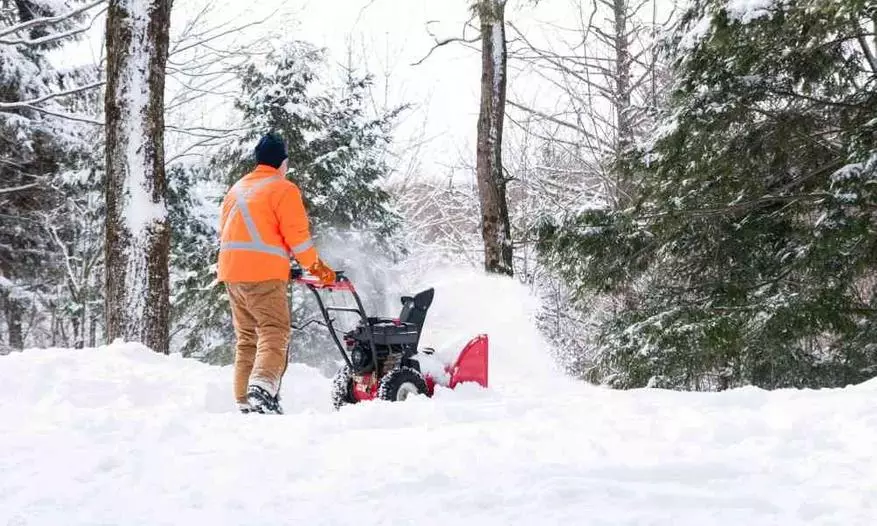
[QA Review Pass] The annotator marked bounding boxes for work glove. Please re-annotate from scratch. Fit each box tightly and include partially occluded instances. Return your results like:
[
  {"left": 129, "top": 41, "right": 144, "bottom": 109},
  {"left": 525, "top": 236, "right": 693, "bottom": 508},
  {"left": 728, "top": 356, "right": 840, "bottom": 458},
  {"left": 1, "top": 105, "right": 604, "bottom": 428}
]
[{"left": 308, "top": 258, "right": 336, "bottom": 285}]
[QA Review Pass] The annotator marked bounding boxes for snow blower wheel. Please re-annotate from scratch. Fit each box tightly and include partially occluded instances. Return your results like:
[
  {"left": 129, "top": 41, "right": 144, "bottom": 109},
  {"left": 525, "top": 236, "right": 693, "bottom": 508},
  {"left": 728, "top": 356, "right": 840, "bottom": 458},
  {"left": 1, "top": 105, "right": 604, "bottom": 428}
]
[
  {"left": 331, "top": 365, "right": 356, "bottom": 410},
  {"left": 378, "top": 367, "right": 429, "bottom": 402}
]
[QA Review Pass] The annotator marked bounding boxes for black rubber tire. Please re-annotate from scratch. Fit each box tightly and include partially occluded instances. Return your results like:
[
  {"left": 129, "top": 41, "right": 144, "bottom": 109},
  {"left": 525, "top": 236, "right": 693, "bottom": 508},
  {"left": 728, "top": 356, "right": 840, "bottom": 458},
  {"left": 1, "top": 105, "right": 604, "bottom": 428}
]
[
  {"left": 331, "top": 365, "right": 357, "bottom": 410},
  {"left": 377, "top": 367, "right": 429, "bottom": 402}
]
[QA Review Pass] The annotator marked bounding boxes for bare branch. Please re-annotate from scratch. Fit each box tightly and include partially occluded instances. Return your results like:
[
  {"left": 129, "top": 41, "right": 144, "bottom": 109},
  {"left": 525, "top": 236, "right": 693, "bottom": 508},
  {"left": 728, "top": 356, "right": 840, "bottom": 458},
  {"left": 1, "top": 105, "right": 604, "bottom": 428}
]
[
  {"left": 411, "top": 35, "right": 479, "bottom": 66},
  {"left": 0, "top": 81, "right": 105, "bottom": 111},
  {"left": 412, "top": 15, "right": 479, "bottom": 66},
  {"left": 0, "top": 183, "right": 39, "bottom": 194},
  {"left": 0, "top": 6, "right": 106, "bottom": 46},
  {"left": 0, "top": 0, "right": 106, "bottom": 39},
  {"left": 0, "top": 23, "right": 86, "bottom": 46},
  {"left": 12, "top": 104, "right": 103, "bottom": 125},
  {"left": 507, "top": 99, "right": 613, "bottom": 149},
  {"left": 169, "top": 13, "right": 276, "bottom": 57}
]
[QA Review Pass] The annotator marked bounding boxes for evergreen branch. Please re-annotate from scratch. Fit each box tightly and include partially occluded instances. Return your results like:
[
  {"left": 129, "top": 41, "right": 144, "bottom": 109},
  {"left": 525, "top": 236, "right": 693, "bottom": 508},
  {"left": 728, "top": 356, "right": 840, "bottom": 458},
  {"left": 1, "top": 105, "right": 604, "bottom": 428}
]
[
  {"left": 766, "top": 89, "right": 862, "bottom": 110},
  {"left": 644, "top": 193, "right": 832, "bottom": 219}
]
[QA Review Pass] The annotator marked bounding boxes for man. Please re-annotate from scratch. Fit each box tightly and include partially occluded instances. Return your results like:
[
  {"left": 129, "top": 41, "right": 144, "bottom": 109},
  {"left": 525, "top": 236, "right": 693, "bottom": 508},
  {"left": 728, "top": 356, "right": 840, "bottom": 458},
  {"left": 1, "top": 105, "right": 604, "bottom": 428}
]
[{"left": 217, "top": 132, "right": 335, "bottom": 414}]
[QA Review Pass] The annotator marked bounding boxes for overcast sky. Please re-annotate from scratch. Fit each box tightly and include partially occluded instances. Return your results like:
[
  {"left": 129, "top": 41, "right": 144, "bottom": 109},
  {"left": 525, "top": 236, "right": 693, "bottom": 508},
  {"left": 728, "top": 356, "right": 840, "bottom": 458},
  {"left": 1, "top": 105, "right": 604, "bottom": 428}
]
[{"left": 69, "top": 0, "right": 677, "bottom": 183}]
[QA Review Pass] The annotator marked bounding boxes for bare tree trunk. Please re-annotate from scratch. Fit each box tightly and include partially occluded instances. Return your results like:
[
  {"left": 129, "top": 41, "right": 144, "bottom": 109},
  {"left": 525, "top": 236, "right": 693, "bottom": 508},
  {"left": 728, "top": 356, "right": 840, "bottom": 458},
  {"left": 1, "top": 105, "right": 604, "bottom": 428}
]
[
  {"left": 104, "top": 0, "right": 173, "bottom": 354},
  {"left": 613, "top": 0, "right": 634, "bottom": 209},
  {"left": 475, "top": 0, "right": 513, "bottom": 276},
  {"left": 49, "top": 301, "right": 57, "bottom": 347},
  {"left": 88, "top": 310, "right": 98, "bottom": 348},
  {"left": 5, "top": 295, "right": 24, "bottom": 350}
]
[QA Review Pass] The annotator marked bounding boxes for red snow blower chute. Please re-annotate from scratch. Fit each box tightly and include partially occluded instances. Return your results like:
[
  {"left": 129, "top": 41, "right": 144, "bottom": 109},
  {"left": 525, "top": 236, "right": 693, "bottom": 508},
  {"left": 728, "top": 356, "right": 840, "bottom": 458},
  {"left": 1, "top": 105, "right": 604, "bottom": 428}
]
[{"left": 290, "top": 267, "right": 488, "bottom": 409}]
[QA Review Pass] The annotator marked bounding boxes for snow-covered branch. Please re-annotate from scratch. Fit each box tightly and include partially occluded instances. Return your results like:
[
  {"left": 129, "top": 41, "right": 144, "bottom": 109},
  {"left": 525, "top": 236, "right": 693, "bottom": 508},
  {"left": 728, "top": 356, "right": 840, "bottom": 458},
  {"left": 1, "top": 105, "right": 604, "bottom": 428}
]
[
  {"left": 0, "top": 81, "right": 105, "bottom": 111},
  {"left": 11, "top": 104, "right": 103, "bottom": 125},
  {"left": 0, "top": 5, "right": 107, "bottom": 46},
  {"left": 0, "top": 0, "right": 106, "bottom": 39},
  {"left": 0, "top": 183, "right": 39, "bottom": 195}
]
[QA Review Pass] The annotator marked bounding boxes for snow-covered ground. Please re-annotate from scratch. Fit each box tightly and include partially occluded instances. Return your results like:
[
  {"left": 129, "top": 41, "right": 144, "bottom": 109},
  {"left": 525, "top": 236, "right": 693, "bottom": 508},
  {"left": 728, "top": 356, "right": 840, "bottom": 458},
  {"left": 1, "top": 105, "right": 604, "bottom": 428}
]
[{"left": 2, "top": 270, "right": 876, "bottom": 525}]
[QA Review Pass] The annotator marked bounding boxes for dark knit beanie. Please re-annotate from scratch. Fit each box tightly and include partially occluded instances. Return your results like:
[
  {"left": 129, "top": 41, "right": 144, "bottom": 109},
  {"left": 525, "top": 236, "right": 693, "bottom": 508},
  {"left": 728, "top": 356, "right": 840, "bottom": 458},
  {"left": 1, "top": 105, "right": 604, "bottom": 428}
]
[{"left": 255, "top": 133, "right": 288, "bottom": 168}]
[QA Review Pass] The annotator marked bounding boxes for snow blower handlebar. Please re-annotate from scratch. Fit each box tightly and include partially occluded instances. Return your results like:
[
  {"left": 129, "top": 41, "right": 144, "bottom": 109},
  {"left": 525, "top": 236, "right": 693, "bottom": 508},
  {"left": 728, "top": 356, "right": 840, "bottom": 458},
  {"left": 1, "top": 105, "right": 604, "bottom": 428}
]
[
  {"left": 290, "top": 266, "right": 356, "bottom": 292},
  {"left": 289, "top": 266, "right": 379, "bottom": 372}
]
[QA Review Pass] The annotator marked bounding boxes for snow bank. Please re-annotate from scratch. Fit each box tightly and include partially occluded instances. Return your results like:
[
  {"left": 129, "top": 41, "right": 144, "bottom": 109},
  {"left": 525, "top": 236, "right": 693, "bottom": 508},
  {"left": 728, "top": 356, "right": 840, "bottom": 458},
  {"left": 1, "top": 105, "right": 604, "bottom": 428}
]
[
  {"left": 0, "top": 341, "right": 331, "bottom": 415},
  {"left": 2, "top": 341, "right": 876, "bottom": 525},
  {"left": 2, "top": 270, "right": 877, "bottom": 525}
]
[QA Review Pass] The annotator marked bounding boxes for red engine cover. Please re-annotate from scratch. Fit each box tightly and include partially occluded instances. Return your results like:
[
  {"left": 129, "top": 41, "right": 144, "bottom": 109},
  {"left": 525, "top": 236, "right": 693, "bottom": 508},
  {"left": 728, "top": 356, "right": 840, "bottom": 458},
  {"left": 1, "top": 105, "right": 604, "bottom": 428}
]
[{"left": 351, "top": 373, "right": 378, "bottom": 401}]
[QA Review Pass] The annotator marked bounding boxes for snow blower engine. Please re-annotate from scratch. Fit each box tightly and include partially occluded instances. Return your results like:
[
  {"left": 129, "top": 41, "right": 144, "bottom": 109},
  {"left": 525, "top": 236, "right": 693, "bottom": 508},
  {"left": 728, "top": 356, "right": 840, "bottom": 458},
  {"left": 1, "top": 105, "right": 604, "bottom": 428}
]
[{"left": 290, "top": 266, "right": 488, "bottom": 409}]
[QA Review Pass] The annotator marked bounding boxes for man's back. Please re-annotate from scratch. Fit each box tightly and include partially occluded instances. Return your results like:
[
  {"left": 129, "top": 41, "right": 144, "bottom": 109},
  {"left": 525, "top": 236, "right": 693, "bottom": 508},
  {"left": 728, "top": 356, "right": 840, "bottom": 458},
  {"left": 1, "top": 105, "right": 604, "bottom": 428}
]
[{"left": 218, "top": 164, "right": 317, "bottom": 282}]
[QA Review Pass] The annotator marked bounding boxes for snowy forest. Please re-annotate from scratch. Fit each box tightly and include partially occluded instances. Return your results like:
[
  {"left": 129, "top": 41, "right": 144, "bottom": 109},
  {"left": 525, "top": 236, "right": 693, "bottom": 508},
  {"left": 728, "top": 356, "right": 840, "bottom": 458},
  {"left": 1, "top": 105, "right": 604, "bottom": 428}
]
[{"left": 2, "top": 0, "right": 876, "bottom": 393}]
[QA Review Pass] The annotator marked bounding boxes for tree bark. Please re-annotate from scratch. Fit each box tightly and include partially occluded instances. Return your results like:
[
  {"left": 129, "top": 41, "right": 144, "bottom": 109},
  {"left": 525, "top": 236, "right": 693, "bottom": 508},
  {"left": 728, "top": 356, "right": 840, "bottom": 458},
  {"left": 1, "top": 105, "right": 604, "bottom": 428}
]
[
  {"left": 4, "top": 295, "right": 24, "bottom": 350},
  {"left": 612, "top": 0, "right": 634, "bottom": 209},
  {"left": 104, "top": 0, "right": 172, "bottom": 354},
  {"left": 475, "top": 0, "right": 513, "bottom": 276}
]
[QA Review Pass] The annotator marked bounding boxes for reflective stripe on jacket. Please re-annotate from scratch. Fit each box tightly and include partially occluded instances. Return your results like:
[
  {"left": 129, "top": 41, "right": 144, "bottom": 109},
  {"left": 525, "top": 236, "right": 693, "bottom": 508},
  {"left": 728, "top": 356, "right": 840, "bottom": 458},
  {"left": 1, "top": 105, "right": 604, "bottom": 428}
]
[{"left": 217, "top": 164, "right": 318, "bottom": 282}]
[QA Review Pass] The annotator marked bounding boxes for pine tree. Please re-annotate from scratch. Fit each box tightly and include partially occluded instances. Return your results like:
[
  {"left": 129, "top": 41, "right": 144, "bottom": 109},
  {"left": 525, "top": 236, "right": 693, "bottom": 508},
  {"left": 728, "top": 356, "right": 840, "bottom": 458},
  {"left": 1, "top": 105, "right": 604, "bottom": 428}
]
[
  {"left": 539, "top": 0, "right": 877, "bottom": 389},
  {"left": 216, "top": 42, "right": 400, "bottom": 232},
  {"left": 0, "top": 0, "right": 98, "bottom": 349}
]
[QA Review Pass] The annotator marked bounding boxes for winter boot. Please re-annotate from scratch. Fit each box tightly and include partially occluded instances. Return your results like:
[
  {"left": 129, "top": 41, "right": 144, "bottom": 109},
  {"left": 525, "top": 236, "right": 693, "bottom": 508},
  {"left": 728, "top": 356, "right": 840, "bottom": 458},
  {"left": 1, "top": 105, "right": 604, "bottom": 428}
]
[{"left": 246, "top": 385, "right": 283, "bottom": 415}]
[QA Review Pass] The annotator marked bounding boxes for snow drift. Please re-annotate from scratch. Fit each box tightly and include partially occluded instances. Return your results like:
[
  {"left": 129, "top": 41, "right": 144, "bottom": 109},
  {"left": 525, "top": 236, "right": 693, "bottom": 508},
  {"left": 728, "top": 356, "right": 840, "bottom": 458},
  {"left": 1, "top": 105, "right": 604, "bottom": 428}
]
[{"left": 2, "top": 270, "right": 876, "bottom": 525}]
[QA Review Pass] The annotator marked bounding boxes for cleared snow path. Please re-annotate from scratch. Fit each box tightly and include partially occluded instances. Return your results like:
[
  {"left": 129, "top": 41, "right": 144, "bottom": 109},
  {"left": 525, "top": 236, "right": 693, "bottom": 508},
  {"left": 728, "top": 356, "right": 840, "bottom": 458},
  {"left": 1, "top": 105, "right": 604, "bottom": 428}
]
[{"left": 2, "top": 271, "right": 875, "bottom": 525}]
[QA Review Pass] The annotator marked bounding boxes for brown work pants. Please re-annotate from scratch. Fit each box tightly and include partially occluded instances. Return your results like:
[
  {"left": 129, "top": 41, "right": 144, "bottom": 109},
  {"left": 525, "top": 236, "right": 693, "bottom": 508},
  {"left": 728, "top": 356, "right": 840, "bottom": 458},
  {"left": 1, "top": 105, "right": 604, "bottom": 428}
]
[{"left": 226, "top": 280, "right": 290, "bottom": 404}]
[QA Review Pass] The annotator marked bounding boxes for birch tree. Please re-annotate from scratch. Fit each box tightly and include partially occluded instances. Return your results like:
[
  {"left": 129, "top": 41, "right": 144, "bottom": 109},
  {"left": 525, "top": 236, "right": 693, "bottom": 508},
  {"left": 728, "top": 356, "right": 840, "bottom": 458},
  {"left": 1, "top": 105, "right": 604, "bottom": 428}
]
[
  {"left": 474, "top": 0, "right": 513, "bottom": 276},
  {"left": 104, "top": 0, "right": 172, "bottom": 353}
]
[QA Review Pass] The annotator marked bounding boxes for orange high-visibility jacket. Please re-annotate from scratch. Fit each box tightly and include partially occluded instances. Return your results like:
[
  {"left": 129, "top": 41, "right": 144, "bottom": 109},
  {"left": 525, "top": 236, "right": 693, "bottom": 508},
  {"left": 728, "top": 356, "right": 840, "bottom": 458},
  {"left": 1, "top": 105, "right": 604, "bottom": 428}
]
[{"left": 217, "top": 165, "right": 318, "bottom": 282}]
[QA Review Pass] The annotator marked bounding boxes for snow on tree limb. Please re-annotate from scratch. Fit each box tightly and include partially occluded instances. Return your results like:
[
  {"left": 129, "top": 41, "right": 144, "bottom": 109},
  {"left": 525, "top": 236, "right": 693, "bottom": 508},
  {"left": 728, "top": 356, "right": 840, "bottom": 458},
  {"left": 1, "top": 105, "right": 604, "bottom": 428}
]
[
  {"left": 0, "top": 5, "right": 107, "bottom": 46},
  {"left": 0, "top": 183, "right": 40, "bottom": 194},
  {"left": 0, "top": 24, "right": 88, "bottom": 46},
  {"left": 0, "top": 81, "right": 105, "bottom": 111},
  {"left": 0, "top": 0, "right": 106, "bottom": 39},
  {"left": 14, "top": 105, "right": 104, "bottom": 125}
]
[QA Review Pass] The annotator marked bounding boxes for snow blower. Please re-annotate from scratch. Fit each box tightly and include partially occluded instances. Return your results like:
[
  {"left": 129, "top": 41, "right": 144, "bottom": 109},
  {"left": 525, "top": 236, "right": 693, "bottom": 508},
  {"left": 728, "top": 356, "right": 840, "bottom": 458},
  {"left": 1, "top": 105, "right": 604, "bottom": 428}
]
[{"left": 290, "top": 267, "right": 488, "bottom": 409}]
